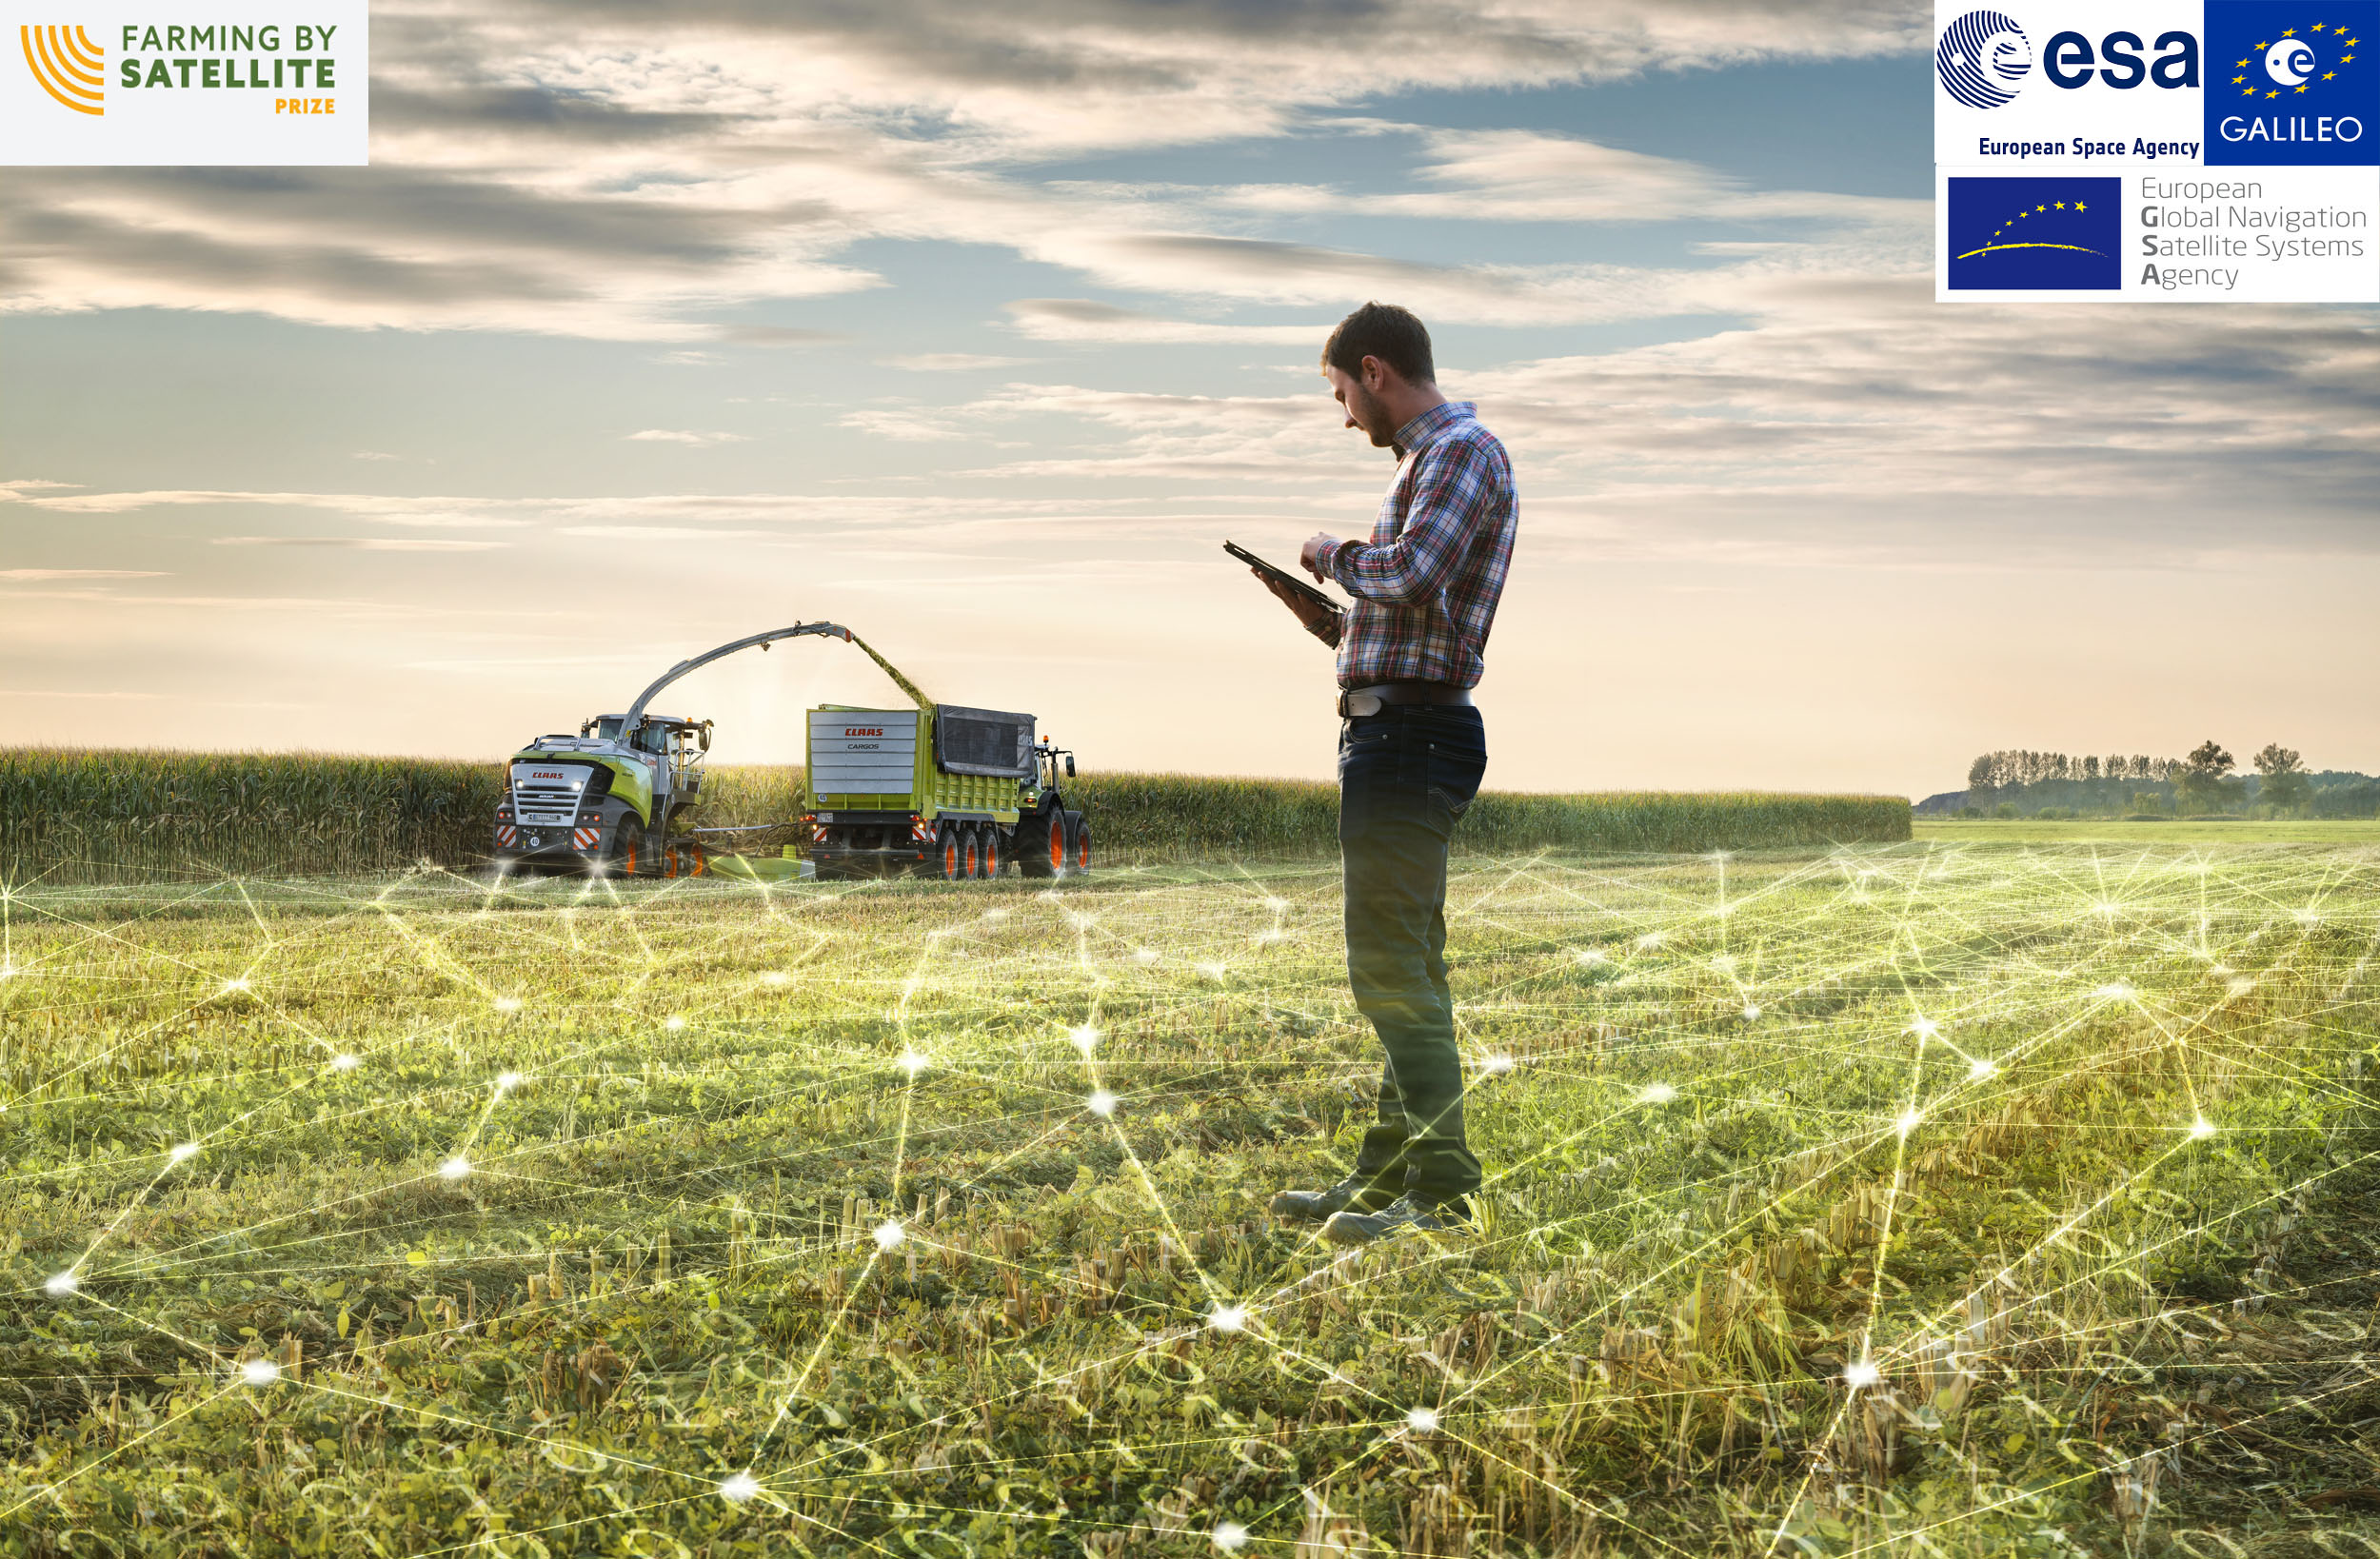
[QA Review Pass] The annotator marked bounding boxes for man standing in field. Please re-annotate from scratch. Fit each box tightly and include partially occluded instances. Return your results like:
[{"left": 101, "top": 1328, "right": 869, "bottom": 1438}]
[{"left": 1254, "top": 302, "right": 1517, "bottom": 1244}]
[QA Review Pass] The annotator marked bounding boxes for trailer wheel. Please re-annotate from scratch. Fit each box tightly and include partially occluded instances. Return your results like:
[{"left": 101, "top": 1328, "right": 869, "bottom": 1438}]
[
  {"left": 1019, "top": 810, "right": 1062, "bottom": 878},
  {"left": 938, "top": 826, "right": 967, "bottom": 882},
  {"left": 1069, "top": 813, "right": 1092, "bottom": 875}
]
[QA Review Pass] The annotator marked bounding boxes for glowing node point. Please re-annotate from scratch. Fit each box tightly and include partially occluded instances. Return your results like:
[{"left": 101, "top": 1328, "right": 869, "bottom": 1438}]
[
  {"left": 2228, "top": 977, "right": 2254, "bottom": 997},
  {"left": 1131, "top": 948, "right": 1160, "bottom": 965},
  {"left": 439, "top": 1156, "right": 473, "bottom": 1180},
  {"left": 0, "top": 964, "right": 16, "bottom": 980},
  {"left": 1910, "top": 1017, "right": 1940, "bottom": 1040},
  {"left": 1896, "top": 1108, "right": 1923, "bottom": 1137},
  {"left": 762, "top": 972, "right": 789, "bottom": 988},
  {"left": 1214, "top": 1521, "right": 1251, "bottom": 1551},
  {"left": 2093, "top": 900, "right": 2118, "bottom": 917},
  {"left": 1636, "top": 932, "right": 1664, "bottom": 950},
  {"left": 493, "top": 997, "right": 523, "bottom": 1014},
  {"left": 2190, "top": 1116, "right": 2217, "bottom": 1140},
  {"left": 1575, "top": 948, "right": 1609, "bottom": 966},
  {"left": 982, "top": 908, "right": 1010, "bottom": 923},
  {"left": 169, "top": 1142, "right": 201, "bottom": 1163},
  {"left": 720, "top": 1471, "right": 761, "bottom": 1504},
  {"left": 1969, "top": 1058, "right": 1998, "bottom": 1080},
  {"left": 1069, "top": 1025, "right": 1102, "bottom": 1055},
  {"left": 496, "top": 1071, "right": 524, "bottom": 1091},
  {"left": 665, "top": 1016, "right": 687, "bottom": 1032},
  {"left": 898, "top": 1050, "right": 928, "bottom": 1077},
  {"left": 220, "top": 977, "right": 251, "bottom": 996},
  {"left": 872, "top": 1219, "right": 905, "bottom": 1251},
  {"left": 1711, "top": 955, "right": 1735, "bottom": 974},
  {"left": 1742, "top": 1005, "right": 1762, "bottom": 1021},
  {"left": 1638, "top": 1083, "right": 1677, "bottom": 1105},
  {"left": 1209, "top": 1304, "right": 1247, "bottom": 1332},
  {"left": 241, "top": 1359, "right": 280, "bottom": 1386},
  {"left": 2093, "top": 981, "right": 2134, "bottom": 1000},
  {"left": 1406, "top": 1407, "right": 1440, "bottom": 1432},
  {"left": 1844, "top": 1359, "right": 1881, "bottom": 1389},
  {"left": 1197, "top": 962, "right": 1228, "bottom": 981},
  {"left": 331, "top": 1054, "right": 360, "bottom": 1072},
  {"left": 1086, "top": 1089, "right": 1119, "bottom": 1117},
  {"left": 1481, "top": 1054, "right": 1515, "bottom": 1076},
  {"left": 45, "top": 1270, "right": 79, "bottom": 1297},
  {"left": 1263, "top": 898, "right": 1289, "bottom": 913}
]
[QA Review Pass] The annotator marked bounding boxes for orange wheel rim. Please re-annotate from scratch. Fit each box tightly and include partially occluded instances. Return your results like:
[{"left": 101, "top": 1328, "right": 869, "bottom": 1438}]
[
  {"left": 943, "top": 840, "right": 958, "bottom": 878},
  {"left": 1050, "top": 820, "right": 1064, "bottom": 869}
]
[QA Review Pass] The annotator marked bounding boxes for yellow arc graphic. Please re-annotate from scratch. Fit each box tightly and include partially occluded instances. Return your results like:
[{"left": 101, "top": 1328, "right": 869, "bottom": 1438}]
[
  {"left": 21, "top": 24, "right": 104, "bottom": 116},
  {"left": 1955, "top": 242, "right": 2107, "bottom": 259}
]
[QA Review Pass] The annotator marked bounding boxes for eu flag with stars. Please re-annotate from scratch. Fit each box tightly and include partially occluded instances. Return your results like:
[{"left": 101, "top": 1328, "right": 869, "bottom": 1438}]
[{"left": 1947, "top": 177, "right": 2122, "bottom": 290}]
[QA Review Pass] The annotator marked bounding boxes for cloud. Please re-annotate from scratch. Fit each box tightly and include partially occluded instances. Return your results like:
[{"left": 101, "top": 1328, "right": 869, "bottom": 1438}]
[
  {"left": 713, "top": 325, "right": 842, "bottom": 346},
  {"left": 1003, "top": 299, "right": 1325, "bottom": 344},
  {"left": 0, "top": 478, "right": 84, "bottom": 491},
  {"left": 0, "top": 568, "right": 169, "bottom": 579},
  {"left": 0, "top": 1, "right": 1928, "bottom": 338},
  {"left": 351, "top": 450, "right": 403, "bottom": 461},
  {"left": 837, "top": 408, "right": 970, "bottom": 442},
  {"left": 625, "top": 429, "right": 750, "bottom": 445},
  {"left": 209, "top": 537, "right": 511, "bottom": 552},
  {"left": 883, "top": 352, "right": 1034, "bottom": 371},
  {"left": 554, "top": 524, "right": 779, "bottom": 541}
]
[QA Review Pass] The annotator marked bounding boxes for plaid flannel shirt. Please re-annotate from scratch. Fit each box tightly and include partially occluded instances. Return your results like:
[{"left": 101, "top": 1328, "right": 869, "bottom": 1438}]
[{"left": 1312, "top": 401, "right": 1516, "bottom": 690}]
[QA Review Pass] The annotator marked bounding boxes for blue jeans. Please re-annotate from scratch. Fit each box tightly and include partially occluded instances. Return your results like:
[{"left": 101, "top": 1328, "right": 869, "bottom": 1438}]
[{"left": 1337, "top": 703, "right": 1488, "bottom": 1203}]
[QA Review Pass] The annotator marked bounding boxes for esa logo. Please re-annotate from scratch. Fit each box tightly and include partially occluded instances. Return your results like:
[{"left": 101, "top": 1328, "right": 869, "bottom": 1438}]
[{"left": 1938, "top": 9, "right": 2202, "bottom": 107}]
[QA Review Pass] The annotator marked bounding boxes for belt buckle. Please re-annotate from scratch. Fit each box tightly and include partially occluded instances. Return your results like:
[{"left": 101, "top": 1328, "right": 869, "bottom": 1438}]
[{"left": 1339, "top": 691, "right": 1383, "bottom": 718}]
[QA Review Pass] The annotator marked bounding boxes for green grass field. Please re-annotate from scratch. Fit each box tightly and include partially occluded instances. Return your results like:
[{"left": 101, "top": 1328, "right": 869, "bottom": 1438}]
[{"left": 2, "top": 832, "right": 2375, "bottom": 1557}]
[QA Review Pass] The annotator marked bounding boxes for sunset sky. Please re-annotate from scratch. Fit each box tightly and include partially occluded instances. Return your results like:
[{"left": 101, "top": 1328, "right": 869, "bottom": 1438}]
[{"left": 5, "top": 1, "right": 2375, "bottom": 799}]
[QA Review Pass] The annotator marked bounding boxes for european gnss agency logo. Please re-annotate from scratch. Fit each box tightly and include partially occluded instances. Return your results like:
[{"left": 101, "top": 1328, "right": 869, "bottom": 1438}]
[
  {"left": 2205, "top": 1, "right": 2378, "bottom": 162},
  {"left": 1947, "top": 176, "right": 2123, "bottom": 287},
  {"left": 1939, "top": 11, "right": 2034, "bottom": 108}
]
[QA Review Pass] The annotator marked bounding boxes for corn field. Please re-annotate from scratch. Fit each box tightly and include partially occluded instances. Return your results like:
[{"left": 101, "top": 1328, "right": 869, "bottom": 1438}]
[{"left": 0, "top": 747, "right": 1908, "bottom": 883}]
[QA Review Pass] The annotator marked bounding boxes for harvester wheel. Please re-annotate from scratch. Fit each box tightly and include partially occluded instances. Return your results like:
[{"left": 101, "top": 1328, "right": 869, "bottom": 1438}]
[
  {"left": 980, "top": 825, "right": 1002, "bottom": 878},
  {"left": 607, "top": 816, "right": 647, "bottom": 878},
  {"left": 938, "top": 827, "right": 966, "bottom": 882}
]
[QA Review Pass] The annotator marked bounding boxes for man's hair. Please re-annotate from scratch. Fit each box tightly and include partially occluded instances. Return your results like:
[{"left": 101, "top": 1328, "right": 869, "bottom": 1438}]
[{"left": 1320, "top": 302, "right": 1435, "bottom": 386}]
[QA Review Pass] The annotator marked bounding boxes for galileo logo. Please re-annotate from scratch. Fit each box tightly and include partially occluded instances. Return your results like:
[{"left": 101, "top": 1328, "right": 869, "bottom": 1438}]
[
  {"left": 19, "top": 24, "right": 102, "bottom": 115},
  {"left": 1947, "top": 175, "right": 2122, "bottom": 288},
  {"left": 1939, "top": 10, "right": 2033, "bottom": 108},
  {"left": 2206, "top": 0, "right": 2376, "bottom": 163}
]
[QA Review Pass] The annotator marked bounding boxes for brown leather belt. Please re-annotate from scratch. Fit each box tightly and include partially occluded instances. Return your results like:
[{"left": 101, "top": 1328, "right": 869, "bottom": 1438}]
[{"left": 1338, "top": 681, "right": 1475, "bottom": 718}]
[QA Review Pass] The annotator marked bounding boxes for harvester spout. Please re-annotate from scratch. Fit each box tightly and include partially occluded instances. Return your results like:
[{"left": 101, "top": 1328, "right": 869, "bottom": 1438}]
[{"left": 620, "top": 622, "right": 853, "bottom": 733}]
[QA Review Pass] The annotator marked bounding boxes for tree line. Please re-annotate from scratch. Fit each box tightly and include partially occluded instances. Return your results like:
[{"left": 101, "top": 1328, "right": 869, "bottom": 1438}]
[{"left": 1953, "top": 741, "right": 2377, "bottom": 819}]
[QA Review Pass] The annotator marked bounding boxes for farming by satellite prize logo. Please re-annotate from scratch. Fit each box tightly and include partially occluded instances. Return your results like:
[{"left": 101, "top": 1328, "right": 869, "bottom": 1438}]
[
  {"left": 1947, "top": 175, "right": 2123, "bottom": 287},
  {"left": 2204, "top": 0, "right": 2378, "bottom": 163},
  {"left": 1, "top": 0, "right": 367, "bottom": 164}
]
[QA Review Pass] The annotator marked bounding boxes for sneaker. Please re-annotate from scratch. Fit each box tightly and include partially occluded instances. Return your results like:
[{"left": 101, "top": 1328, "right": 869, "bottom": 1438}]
[
  {"left": 1320, "top": 1194, "right": 1475, "bottom": 1246},
  {"left": 1268, "top": 1174, "right": 1398, "bottom": 1223}
]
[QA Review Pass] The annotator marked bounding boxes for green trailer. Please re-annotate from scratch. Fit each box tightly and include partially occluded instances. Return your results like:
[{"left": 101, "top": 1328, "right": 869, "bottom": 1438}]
[{"left": 803, "top": 703, "right": 1087, "bottom": 880}]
